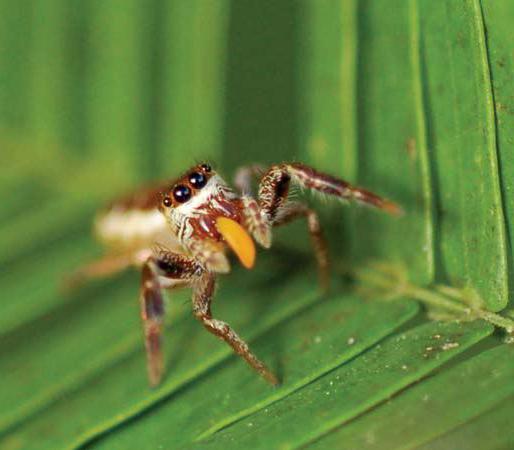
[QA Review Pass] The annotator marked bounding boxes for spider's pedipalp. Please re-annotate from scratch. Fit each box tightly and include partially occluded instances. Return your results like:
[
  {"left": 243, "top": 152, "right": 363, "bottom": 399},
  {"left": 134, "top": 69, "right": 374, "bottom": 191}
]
[{"left": 241, "top": 196, "right": 272, "bottom": 248}]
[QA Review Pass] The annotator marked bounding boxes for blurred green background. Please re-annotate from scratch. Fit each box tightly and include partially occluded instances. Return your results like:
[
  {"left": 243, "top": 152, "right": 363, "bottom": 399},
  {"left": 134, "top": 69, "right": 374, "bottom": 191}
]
[{"left": 2, "top": 1, "right": 514, "bottom": 449}]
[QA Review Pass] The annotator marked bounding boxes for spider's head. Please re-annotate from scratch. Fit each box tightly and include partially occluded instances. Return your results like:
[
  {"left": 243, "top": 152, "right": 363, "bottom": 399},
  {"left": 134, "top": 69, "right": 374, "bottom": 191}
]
[
  {"left": 159, "top": 162, "right": 256, "bottom": 269},
  {"left": 159, "top": 163, "right": 219, "bottom": 211}
]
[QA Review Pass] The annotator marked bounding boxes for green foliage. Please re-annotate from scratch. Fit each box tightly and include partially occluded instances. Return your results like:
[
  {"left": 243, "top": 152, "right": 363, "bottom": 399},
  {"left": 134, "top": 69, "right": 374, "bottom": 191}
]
[{"left": 1, "top": 1, "right": 514, "bottom": 449}]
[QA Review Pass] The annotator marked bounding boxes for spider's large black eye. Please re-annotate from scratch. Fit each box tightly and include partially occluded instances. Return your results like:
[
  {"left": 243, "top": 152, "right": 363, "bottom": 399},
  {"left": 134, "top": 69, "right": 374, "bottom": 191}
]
[
  {"left": 173, "top": 185, "right": 191, "bottom": 203},
  {"left": 189, "top": 171, "right": 207, "bottom": 189},
  {"left": 200, "top": 163, "right": 211, "bottom": 173}
]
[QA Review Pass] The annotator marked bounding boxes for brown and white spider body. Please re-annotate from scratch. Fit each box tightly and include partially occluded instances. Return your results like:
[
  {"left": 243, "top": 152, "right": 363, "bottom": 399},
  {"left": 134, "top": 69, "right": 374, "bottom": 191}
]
[{"left": 76, "top": 162, "right": 400, "bottom": 387}]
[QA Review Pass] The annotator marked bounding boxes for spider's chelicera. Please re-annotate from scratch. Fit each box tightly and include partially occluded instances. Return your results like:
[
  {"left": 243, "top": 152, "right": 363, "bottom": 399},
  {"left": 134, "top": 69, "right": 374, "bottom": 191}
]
[{"left": 75, "top": 162, "right": 401, "bottom": 386}]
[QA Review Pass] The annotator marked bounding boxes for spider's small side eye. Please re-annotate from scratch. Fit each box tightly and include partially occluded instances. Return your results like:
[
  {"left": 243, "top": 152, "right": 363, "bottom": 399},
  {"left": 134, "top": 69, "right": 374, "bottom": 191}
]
[
  {"left": 173, "top": 185, "right": 192, "bottom": 203},
  {"left": 189, "top": 172, "right": 207, "bottom": 189},
  {"left": 200, "top": 163, "right": 212, "bottom": 173},
  {"left": 162, "top": 196, "right": 172, "bottom": 207}
]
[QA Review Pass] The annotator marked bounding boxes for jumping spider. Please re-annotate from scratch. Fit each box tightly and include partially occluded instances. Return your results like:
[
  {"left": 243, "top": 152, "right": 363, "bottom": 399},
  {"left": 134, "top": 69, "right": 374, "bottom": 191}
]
[{"left": 75, "top": 162, "right": 400, "bottom": 386}]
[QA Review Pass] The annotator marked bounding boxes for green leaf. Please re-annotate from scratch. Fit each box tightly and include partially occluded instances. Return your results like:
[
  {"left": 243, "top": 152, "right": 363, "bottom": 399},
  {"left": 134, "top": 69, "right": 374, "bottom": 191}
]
[
  {"left": 0, "top": 278, "right": 140, "bottom": 432},
  {"left": 0, "top": 195, "right": 95, "bottom": 268},
  {"left": 28, "top": 0, "right": 71, "bottom": 159},
  {"left": 0, "top": 231, "right": 96, "bottom": 333},
  {"left": 308, "top": 343, "right": 514, "bottom": 450},
  {"left": 297, "top": 0, "right": 358, "bottom": 259},
  {"left": 353, "top": 0, "right": 435, "bottom": 284},
  {"left": 2, "top": 1, "right": 514, "bottom": 449},
  {"left": 0, "top": 1, "right": 30, "bottom": 129},
  {"left": 182, "top": 321, "right": 493, "bottom": 450},
  {"left": 481, "top": 0, "right": 514, "bottom": 298},
  {"left": 85, "top": 0, "right": 148, "bottom": 183},
  {"left": 158, "top": 1, "right": 229, "bottom": 173},
  {"left": 0, "top": 267, "right": 324, "bottom": 448},
  {"left": 419, "top": 0, "right": 508, "bottom": 311},
  {"left": 81, "top": 295, "right": 418, "bottom": 449},
  {"left": 298, "top": 0, "right": 357, "bottom": 178},
  {"left": 415, "top": 393, "right": 514, "bottom": 450}
]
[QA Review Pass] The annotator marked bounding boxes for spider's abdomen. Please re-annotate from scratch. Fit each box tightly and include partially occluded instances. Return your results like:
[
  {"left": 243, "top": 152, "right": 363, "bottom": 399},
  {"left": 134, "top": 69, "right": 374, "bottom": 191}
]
[{"left": 95, "top": 207, "right": 169, "bottom": 249}]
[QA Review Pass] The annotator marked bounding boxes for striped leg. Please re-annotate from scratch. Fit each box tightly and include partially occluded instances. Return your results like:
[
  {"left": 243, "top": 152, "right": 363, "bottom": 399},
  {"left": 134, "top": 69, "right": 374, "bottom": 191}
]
[
  {"left": 192, "top": 272, "right": 279, "bottom": 385},
  {"left": 258, "top": 162, "right": 402, "bottom": 222},
  {"left": 140, "top": 252, "right": 203, "bottom": 386}
]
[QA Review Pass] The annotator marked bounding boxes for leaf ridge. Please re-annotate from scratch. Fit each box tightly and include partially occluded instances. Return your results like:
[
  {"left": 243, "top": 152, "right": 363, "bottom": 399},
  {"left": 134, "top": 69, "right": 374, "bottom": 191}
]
[
  {"left": 475, "top": 0, "right": 514, "bottom": 305},
  {"left": 468, "top": 0, "right": 509, "bottom": 306},
  {"left": 408, "top": 0, "right": 436, "bottom": 282}
]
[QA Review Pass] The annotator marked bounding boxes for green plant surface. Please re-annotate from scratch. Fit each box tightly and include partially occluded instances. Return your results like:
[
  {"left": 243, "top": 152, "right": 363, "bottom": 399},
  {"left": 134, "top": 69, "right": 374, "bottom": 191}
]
[
  {"left": 158, "top": 1, "right": 229, "bottom": 174},
  {"left": 298, "top": 0, "right": 357, "bottom": 179},
  {"left": 28, "top": 0, "right": 71, "bottom": 161},
  {"left": 0, "top": 231, "right": 96, "bottom": 334},
  {"left": 0, "top": 195, "right": 96, "bottom": 268},
  {"left": 297, "top": 0, "right": 358, "bottom": 261},
  {"left": 308, "top": 342, "right": 514, "bottom": 450},
  {"left": 419, "top": 0, "right": 508, "bottom": 311},
  {"left": 83, "top": 296, "right": 418, "bottom": 449},
  {"left": 353, "top": 0, "right": 435, "bottom": 285},
  {"left": 415, "top": 393, "right": 514, "bottom": 450},
  {"left": 0, "top": 2, "right": 30, "bottom": 130},
  {"left": 0, "top": 174, "right": 45, "bottom": 224},
  {"left": 0, "top": 265, "right": 323, "bottom": 449},
  {"left": 0, "top": 278, "right": 140, "bottom": 432},
  {"left": 85, "top": 0, "right": 148, "bottom": 182},
  {"left": 181, "top": 321, "right": 493, "bottom": 450},
  {"left": 481, "top": 0, "right": 514, "bottom": 295},
  {"left": 223, "top": 1, "right": 299, "bottom": 172},
  {"left": 2, "top": 1, "right": 514, "bottom": 449}
]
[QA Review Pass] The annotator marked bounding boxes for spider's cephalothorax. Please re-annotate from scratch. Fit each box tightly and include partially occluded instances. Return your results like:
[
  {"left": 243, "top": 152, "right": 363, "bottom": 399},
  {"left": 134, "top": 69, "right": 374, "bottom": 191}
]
[
  {"left": 76, "top": 162, "right": 401, "bottom": 387},
  {"left": 159, "top": 163, "right": 251, "bottom": 273}
]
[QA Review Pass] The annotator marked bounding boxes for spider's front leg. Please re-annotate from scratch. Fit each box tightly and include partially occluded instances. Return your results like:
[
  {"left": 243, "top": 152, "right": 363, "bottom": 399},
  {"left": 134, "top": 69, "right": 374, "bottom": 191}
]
[
  {"left": 258, "top": 162, "right": 402, "bottom": 219},
  {"left": 140, "top": 251, "right": 202, "bottom": 386},
  {"left": 192, "top": 271, "right": 279, "bottom": 385},
  {"left": 255, "top": 163, "right": 401, "bottom": 290}
]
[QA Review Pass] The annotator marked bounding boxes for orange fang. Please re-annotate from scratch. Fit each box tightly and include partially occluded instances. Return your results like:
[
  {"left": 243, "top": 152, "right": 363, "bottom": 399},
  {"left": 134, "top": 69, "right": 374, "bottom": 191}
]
[{"left": 216, "top": 217, "right": 256, "bottom": 269}]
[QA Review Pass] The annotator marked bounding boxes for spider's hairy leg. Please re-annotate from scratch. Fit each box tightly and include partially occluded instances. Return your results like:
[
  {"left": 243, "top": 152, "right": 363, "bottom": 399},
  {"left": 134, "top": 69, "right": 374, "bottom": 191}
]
[
  {"left": 274, "top": 203, "right": 329, "bottom": 292},
  {"left": 192, "top": 272, "right": 279, "bottom": 385},
  {"left": 258, "top": 162, "right": 402, "bottom": 219},
  {"left": 140, "top": 252, "right": 203, "bottom": 387}
]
